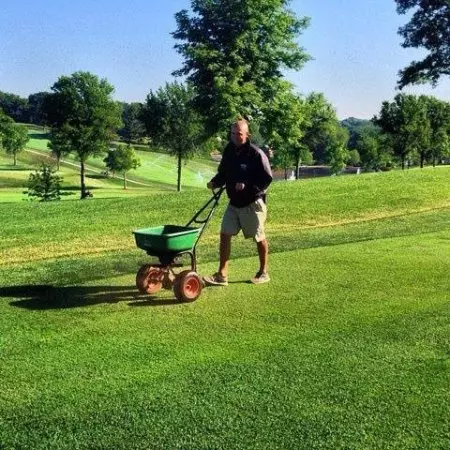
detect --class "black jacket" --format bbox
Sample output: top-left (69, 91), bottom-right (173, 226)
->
top-left (210, 140), bottom-right (273, 207)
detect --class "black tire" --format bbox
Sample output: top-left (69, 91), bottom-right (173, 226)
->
top-left (173, 270), bottom-right (203, 302)
top-left (136, 265), bottom-right (163, 294)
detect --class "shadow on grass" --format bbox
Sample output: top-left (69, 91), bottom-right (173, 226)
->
top-left (3, 285), bottom-right (181, 309)
top-left (28, 132), bottom-right (50, 140)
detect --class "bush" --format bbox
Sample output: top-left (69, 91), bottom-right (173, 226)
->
top-left (25, 164), bottom-right (63, 201)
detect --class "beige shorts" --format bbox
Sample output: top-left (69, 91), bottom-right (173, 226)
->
top-left (221, 199), bottom-right (267, 242)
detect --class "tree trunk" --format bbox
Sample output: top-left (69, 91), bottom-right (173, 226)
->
top-left (401, 157), bottom-right (405, 170)
top-left (80, 160), bottom-right (87, 199)
top-left (295, 154), bottom-right (301, 180)
top-left (13, 151), bottom-right (17, 166)
top-left (177, 153), bottom-right (182, 192)
top-left (420, 153), bottom-right (424, 168)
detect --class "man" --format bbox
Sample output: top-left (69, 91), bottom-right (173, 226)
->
top-left (203, 119), bottom-right (273, 286)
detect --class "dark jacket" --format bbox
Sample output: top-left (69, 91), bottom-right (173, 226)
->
top-left (210, 140), bottom-right (273, 207)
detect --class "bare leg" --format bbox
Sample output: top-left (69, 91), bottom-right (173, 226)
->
top-left (218, 233), bottom-right (232, 277)
top-left (256, 239), bottom-right (269, 274)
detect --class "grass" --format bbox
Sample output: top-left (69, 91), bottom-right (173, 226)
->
top-left (24, 129), bottom-right (218, 193)
top-left (0, 167), bottom-right (449, 449)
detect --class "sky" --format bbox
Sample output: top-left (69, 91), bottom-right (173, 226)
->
top-left (1, 0), bottom-right (449, 120)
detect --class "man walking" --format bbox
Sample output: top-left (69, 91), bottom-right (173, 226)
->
top-left (203, 119), bottom-right (273, 286)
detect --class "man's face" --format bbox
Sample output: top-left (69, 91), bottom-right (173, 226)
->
top-left (230, 122), bottom-right (249, 147)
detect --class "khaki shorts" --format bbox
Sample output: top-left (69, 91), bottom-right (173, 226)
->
top-left (221, 199), bottom-right (267, 242)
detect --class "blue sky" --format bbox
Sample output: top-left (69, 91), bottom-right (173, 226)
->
top-left (1, 0), bottom-right (449, 119)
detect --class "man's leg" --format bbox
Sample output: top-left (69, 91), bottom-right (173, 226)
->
top-left (256, 238), bottom-right (268, 274)
top-left (218, 232), bottom-right (232, 278)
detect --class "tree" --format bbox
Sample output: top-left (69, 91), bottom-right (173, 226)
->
top-left (395, 0), bottom-right (450, 88)
top-left (172, 0), bottom-right (310, 134)
top-left (374, 94), bottom-right (430, 169)
top-left (118, 102), bottom-right (146, 144)
top-left (45, 71), bottom-right (122, 199)
top-left (28, 92), bottom-right (51, 127)
top-left (141, 82), bottom-right (203, 192)
top-left (299, 92), bottom-right (342, 165)
top-left (261, 82), bottom-right (306, 179)
top-left (104, 144), bottom-right (141, 189)
top-left (323, 124), bottom-right (350, 175)
top-left (0, 91), bottom-right (29, 123)
top-left (355, 125), bottom-right (393, 171)
top-left (423, 96), bottom-right (450, 166)
top-left (0, 120), bottom-right (29, 166)
top-left (25, 164), bottom-right (63, 201)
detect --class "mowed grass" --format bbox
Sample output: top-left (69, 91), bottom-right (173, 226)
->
top-left (0, 168), bottom-right (449, 449)
top-left (25, 130), bottom-right (218, 192)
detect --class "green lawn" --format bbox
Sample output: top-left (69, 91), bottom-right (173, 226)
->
top-left (0, 168), bottom-right (449, 449)
top-left (25, 129), bottom-right (218, 192)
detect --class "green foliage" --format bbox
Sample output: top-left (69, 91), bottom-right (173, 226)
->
top-left (172, 0), bottom-right (311, 134)
top-left (142, 82), bottom-right (203, 191)
top-left (0, 117), bottom-right (29, 166)
top-left (25, 163), bottom-right (63, 201)
top-left (46, 71), bottom-right (122, 199)
top-left (118, 102), bottom-right (146, 144)
top-left (374, 94), bottom-right (450, 169)
top-left (323, 125), bottom-right (350, 174)
top-left (355, 126), bottom-right (392, 171)
top-left (395, 0), bottom-right (450, 88)
top-left (261, 81), bottom-right (306, 175)
top-left (0, 91), bottom-right (29, 122)
top-left (28, 91), bottom-right (51, 126)
top-left (104, 144), bottom-right (141, 189)
top-left (347, 149), bottom-right (360, 166)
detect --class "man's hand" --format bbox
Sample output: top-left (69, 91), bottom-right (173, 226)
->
top-left (207, 181), bottom-right (215, 189)
top-left (235, 182), bottom-right (245, 191)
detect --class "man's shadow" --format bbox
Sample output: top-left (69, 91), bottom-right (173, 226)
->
top-left (2, 285), bottom-right (181, 310)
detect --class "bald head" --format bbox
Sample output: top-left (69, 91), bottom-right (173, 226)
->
top-left (230, 119), bottom-right (249, 147)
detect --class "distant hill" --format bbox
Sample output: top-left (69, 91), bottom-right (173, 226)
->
top-left (341, 117), bottom-right (379, 149)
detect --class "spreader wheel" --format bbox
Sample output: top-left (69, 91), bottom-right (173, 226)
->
top-left (136, 265), bottom-right (163, 294)
top-left (173, 270), bottom-right (203, 302)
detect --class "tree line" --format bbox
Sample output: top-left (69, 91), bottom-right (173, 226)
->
top-left (1, 0), bottom-right (449, 200)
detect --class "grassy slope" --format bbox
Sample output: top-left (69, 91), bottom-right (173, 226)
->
top-left (0, 168), bottom-right (449, 449)
top-left (25, 130), bottom-right (218, 190)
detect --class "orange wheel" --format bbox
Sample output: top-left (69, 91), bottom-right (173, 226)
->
top-left (136, 265), bottom-right (163, 294)
top-left (173, 270), bottom-right (203, 302)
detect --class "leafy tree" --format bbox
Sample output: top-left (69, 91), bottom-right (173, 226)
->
top-left (423, 96), bottom-right (450, 166)
top-left (261, 82), bottom-right (306, 178)
top-left (395, 0), bottom-right (450, 88)
top-left (0, 120), bottom-right (29, 166)
top-left (0, 91), bottom-right (29, 123)
top-left (323, 125), bottom-right (350, 175)
top-left (374, 94), bottom-right (430, 169)
top-left (355, 125), bottom-right (393, 171)
top-left (172, 0), bottom-right (311, 134)
top-left (25, 163), bottom-right (63, 201)
top-left (299, 92), bottom-right (342, 164)
top-left (141, 82), bottom-right (203, 192)
top-left (347, 149), bottom-right (361, 166)
top-left (45, 71), bottom-right (122, 199)
top-left (103, 144), bottom-right (141, 189)
top-left (118, 102), bottom-right (146, 144)
top-left (28, 92), bottom-right (51, 127)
